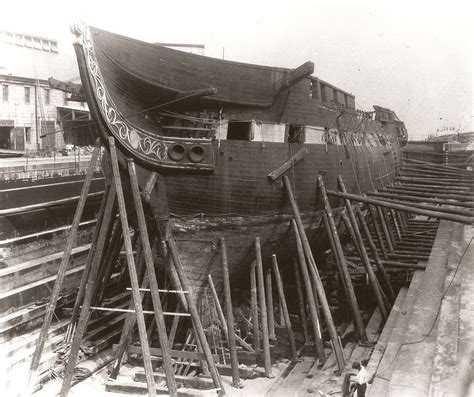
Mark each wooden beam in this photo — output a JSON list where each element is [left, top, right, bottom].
[[267, 148, 308, 181]]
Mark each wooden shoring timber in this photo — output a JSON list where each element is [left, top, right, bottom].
[[67, 182, 111, 340], [255, 237, 273, 377], [207, 275, 254, 352], [340, 209, 363, 259], [24, 138, 102, 395], [326, 190, 474, 224], [127, 160, 177, 395], [369, 191, 474, 209], [291, 220, 325, 358], [267, 147, 308, 181], [109, 239, 158, 381], [368, 205, 389, 259], [337, 176, 389, 321], [385, 185, 474, 201], [389, 209, 403, 241], [354, 206, 395, 304], [293, 258, 309, 343], [95, 219, 123, 304], [271, 255, 297, 359], [219, 237, 242, 388], [168, 237, 224, 393], [316, 177, 366, 342], [377, 206, 396, 252], [55, 138, 160, 397], [396, 176, 474, 188], [250, 260, 260, 351], [59, 177, 120, 397], [283, 175, 345, 368], [265, 267, 277, 341]]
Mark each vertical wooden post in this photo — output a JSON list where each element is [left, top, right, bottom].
[[271, 255, 297, 358], [291, 221, 325, 359], [265, 268, 276, 341], [250, 261, 260, 351], [109, 241, 157, 381], [128, 160, 177, 396], [168, 238, 223, 392], [26, 140, 101, 393], [208, 275, 254, 352], [337, 176, 388, 320], [255, 237, 273, 377], [369, 205, 389, 259], [316, 176, 367, 342], [220, 237, 242, 388], [293, 258, 309, 344], [354, 206, 395, 304]]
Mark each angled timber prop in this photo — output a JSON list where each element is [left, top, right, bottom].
[[24, 137, 224, 397]]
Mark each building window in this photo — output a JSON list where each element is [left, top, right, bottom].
[[25, 86, 31, 103], [63, 92, 68, 105], [2, 85, 8, 102], [44, 88, 50, 105]]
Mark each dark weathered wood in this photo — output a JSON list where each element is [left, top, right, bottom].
[[377, 206, 395, 253], [284, 175, 345, 366], [265, 267, 276, 340], [278, 61, 314, 90], [370, 193, 474, 215], [326, 189, 474, 224], [389, 209, 403, 241], [293, 258, 309, 343], [271, 255, 297, 358], [76, 138, 159, 397], [267, 147, 308, 181], [291, 220, 325, 357], [220, 237, 242, 387], [337, 176, 388, 320], [317, 175, 367, 342], [207, 275, 254, 352], [59, 176, 119, 397], [345, 256, 427, 270], [25, 139, 101, 394], [250, 261, 260, 351], [355, 206, 395, 303], [128, 160, 177, 395], [168, 238, 223, 392], [68, 182, 111, 336], [255, 237, 272, 377], [141, 171, 159, 203]]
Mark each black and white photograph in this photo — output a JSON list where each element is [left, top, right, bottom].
[[0, 1, 472, 396]]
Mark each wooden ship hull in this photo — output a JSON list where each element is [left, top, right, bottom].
[[71, 22, 408, 305]]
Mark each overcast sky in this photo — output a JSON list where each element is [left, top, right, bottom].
[[4, 0, 472, 139]]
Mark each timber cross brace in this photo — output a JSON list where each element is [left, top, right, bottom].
[[24, 137, 224, 397]]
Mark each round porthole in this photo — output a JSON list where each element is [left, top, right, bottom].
[[188, 145, 205, 163], [168, 144, 185, 161]]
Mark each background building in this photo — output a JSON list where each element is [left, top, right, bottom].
[[0, 30, 90, 153]]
